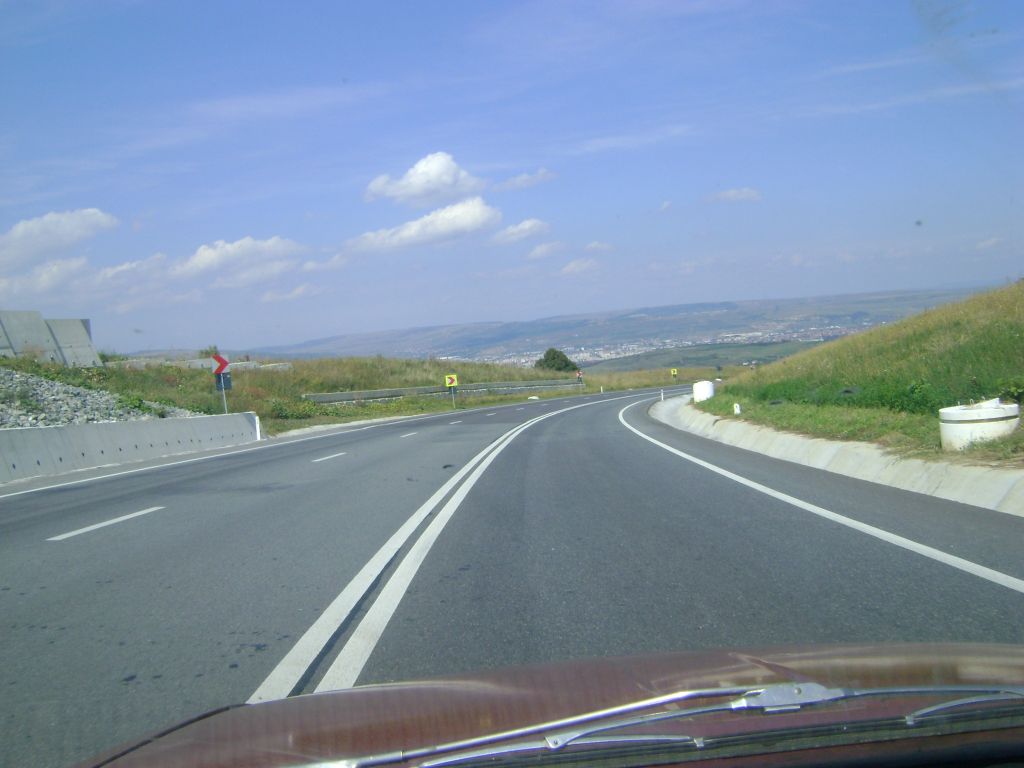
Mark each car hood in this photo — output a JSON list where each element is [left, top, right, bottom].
[[79, 643, 1024, 767]]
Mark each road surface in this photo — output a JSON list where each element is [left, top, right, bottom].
[[2, 388, 1023, 766]]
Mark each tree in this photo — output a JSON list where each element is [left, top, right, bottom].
[[199, 344, 219, 358], [534, 347, 577, 372]]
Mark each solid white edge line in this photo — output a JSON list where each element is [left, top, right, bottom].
[[313, 393, 648, 693], [47, 506, 165, 541], [617, 401, 1024, 595], [312, 451, 347, 463]]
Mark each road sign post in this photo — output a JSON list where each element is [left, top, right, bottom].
[[445, 374, 459, 409], [670, 368, 678, 379], [212, 354, 231, 414]]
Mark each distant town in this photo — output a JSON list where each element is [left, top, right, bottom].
[[462, 321, 876, 367]]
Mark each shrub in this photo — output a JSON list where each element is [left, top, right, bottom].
[[534, 348, 577, 372]]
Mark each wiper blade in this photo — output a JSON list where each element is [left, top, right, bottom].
[[333, 682, 1024, 768], [905, 691, 1024, 725]]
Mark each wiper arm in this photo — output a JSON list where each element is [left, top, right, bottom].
[[332, 683, 755, 768], [549, 683, 1024, 751], [332, 682, 1024, 768], [543, 682, 850, 750]]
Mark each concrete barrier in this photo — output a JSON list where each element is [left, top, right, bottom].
[[649, 396, 1024, 517], [0, 413, 261, 484]]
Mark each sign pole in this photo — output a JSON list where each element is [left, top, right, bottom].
[[212, 354, 231, 414], [445, 373, 459, 410]]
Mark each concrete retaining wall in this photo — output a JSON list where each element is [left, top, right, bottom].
[[649, 396, 1024, 517], [0, 413, 262, 484], [0, 311, 101, 366], [45, 319, 102, 366]]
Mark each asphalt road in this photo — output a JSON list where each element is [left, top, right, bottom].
[[3, 388, 1023, 767]]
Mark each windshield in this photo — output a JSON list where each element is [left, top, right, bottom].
[[1, 2, 1022, 767]]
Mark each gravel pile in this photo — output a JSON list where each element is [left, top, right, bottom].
[[0, 367, 198, 429]]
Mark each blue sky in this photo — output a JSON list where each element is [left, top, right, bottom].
[[1, 0, 1021, 352]]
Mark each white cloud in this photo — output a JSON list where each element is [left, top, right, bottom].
[[302, 252, 349, 272], [171, 235, 304, 278], [261, 284, 323, 303], [560, 257, 598, 275], [976, 237, 1003, 250], [0, 257, 88, 299], [0, 208, 118, 271], [496, 168, 555, 190], [349, 197, 501, 251], [658, 200, 672, 212], [192, 86, 370, 122], [366, 152, 485, 206], [713, 187, 762, 202], [526, 241, 564, 260], [576, 124, 690, 154], [213, 259, 295, 289], [493, 218, 550, 244], [585, 241, 612, 251], [96, 253, 167, 284]]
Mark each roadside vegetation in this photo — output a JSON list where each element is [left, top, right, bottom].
[[0, 354, 723, 436], [696, 281, 1024, 465]]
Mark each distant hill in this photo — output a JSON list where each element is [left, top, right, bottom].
[[251, 287, 978, 363]]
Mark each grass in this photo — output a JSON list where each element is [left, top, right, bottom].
[[0, 355, 721, 436], [696, 281, 1024, 466]]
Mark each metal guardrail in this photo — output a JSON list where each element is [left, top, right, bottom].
[[303, 379, 583, 403]]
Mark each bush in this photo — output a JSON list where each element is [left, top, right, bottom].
[[534, 348, 577, 372], [1000, 378, 1024, 405]]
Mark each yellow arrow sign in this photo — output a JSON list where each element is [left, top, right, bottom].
[[670, 368, 678, 376], [445, 374, 459, 387]]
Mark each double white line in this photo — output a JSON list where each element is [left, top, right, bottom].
[[249, 393, 646, 702]]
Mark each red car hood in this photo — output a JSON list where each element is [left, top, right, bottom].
[[79, 643, 1024, 767]]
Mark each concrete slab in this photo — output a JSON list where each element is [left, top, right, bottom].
[[0, 310, 63, 363], [45, 319, 101, 366]]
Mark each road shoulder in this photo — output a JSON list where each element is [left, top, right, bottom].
[[649, 395, 1024, 517]]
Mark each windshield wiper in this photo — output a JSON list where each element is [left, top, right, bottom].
[[327, 682, 1024, 768]]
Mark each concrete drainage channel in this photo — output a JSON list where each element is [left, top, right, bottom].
[[649, 395, 1024, 517], [0, 413, 262, 485]]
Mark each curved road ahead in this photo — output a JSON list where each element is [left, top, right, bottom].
[[3, 388, 1023, 766]]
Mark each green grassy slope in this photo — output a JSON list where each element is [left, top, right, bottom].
[[698, 281, 1024, 463]]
